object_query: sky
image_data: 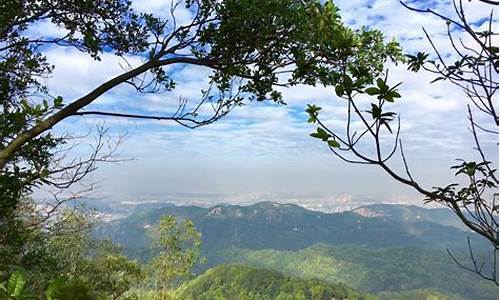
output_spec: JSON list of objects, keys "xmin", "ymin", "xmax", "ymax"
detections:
[{"xmin": 33, "ymin": 0, "xmax": 499, "ymax": 208}]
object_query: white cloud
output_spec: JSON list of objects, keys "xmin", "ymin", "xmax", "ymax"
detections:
[
  {"xmin": 132, "ymin": 0, "xmax": 194, "ymax": 26},
  {"xmin": 44, "ymin": 47, "xmax": 144, "ymax": 100}
]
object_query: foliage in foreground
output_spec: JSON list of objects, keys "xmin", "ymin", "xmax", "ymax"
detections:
[
  {"xmin": 0, "ymin": 206, "xmax": 202, "ymax": 299},
  {"xmin": 173, "ymin": 264, "xmax": 376, "ymax": 300}
]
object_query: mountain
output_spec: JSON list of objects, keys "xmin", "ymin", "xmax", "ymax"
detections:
[
  {"xmin": 94, "ymin": 201, "xmax": 495, "ymax": 299},
  {"xmin": 352, "ymin": 204, "xmax": 465, "ymax": 230},
  {"xmin": 96, "ymin": 201, "xmax": 484, "ymax": 259},
  {"xmin": 171, "ymin": 264, "xmax": 376, "ymax": 300},
  {"xmin": 210, "ymin": 244, "xmax": 496, "ymax": 300}
]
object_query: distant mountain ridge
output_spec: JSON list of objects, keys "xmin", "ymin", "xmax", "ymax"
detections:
[
  {"xmin": 352, "ymin": 203, "xmax": 466, "ymax": 230},
  {"xmin": 95, "ymin": 201, "xmax": 483, "ymax": 259}
]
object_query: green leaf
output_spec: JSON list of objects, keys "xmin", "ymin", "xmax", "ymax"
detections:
[
  {"xmin": 305, "ymin": 104, "xmax": 321, "ymax": 115},
  {"xmin": 7, "ymin": 270, "xmax": 26, "ymax": 297},
  {"xmin": 307, "ymin": 116, "xmax": 317, "ymax": 123},
  {"xmin": 405, "ymin": 54, "xmax": 417, "ymax": 60},
  {"xmin": 380, "ymin": 112, "xmax": 396, "ymax": 117},
  {"xmin": 53, "ymin": 96, "xmax": 63, "ymax": 107},
  {"xmin": 20, "ymin": 99, "xmax": 30, "ymax": 112},
  {"xmin": 406, "ymin": 51, "xmax": 429, "ymax": 72},
  {"xmin": 45, "ymin": 276, "xmax": 67, "ymax": 300},
  {"xmin": 376, "ymin": 78, "xmax": 385, "ymax": 89},
  {"xmin": 310, "ymin": 128, "xmax": 329, "ymax": 141},
  {"xmin": 388, "ymin": 90, "xmax": 401, "ymax": 99},
  {"xmin": 306, "ymin": 104, "xmax": 322, "ymax": 123},
  {"xmin": 327, "ymin": 140, "xmax": 340, "ymax": 148},
  {"xmin": 365, "ymin": 87, "xmax": 380, "ymax": 95},
  {"xmin": 370, "ymin": 103, "xmax": 381, "ymax": 118},
  {"xmin": 429, "ymin": 77, "xmax": 445, "ymax": 84},
  {"xmin": 335, "ymin": 85, "xmax": 344, "ymax": 97},
  {"xmin": 317, "ymin": 128, "xmax": 329, "ymax": 141},
  {"xmin": 383, "ymin": 122, "xmax": 393, "ymax": 133}
]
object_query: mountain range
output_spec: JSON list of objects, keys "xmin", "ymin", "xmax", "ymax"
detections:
[
  {"xmin": 94, "ymin": 201, "xmax": 496, "ymax": 299},
  {"xmin": 96, "ymin": 201, "xmax": 484, "ymax": 255}
]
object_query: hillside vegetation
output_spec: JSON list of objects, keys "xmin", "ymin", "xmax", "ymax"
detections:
[
  {"xmin": 170, "ymin": 265, "xmax": 463, "ymax": 300},
  {"xmin": 211, "ymin": 244, "xmax": 495, "ymax": 300},
  {"xmin": 173, "ymin": 264, "xmax": 377, "ymax": 300}
]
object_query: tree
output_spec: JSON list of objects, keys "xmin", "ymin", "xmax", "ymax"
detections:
[
  {"xmin": 43, "ymin": 211, "xmax": 144, "ymax": 299},
  {"xmin": 306, "ymin": 0, "xmax": 498, "ymax": 284},
  {"xmin": 89, "ymin": 254, "xmax": 143, "ymax": 300},
  {"xmin": 0, "ymin": 198, "xmax": 97, "ymax": 293},
  {"xmin": 44, "ymin": 277, "xmax": 99, "ymax": 300},
  {"xmin": 0, "ymin": 197, "xmax": 143, "ymax": 299},
  {"xmin": 149, "ymin": 216, "xmax": 202, "ymax": 297}
]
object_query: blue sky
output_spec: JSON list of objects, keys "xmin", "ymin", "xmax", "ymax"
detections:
[{"xmin": 32, "ymin": 0, "xmax": 498, "ymax": 208}]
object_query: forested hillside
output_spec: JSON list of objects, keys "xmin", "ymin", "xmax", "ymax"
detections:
[
  {"xmin": 211, "ymin": 245, "xmax": 496, "ymax": 299},
  {"xmin": 164, "ymin": 265, "xmax": 461, "ymax": 300},
  {"xmin": 96, "ymin": 201, "xmax": 485, "ymax": 260},
  {"xmin": 172, "ymin": 265, "xmax": 376, "ymax": 300},
  {"xmin": 95, "ymin": 202, "xmax": 497, "ymax": 299}
]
